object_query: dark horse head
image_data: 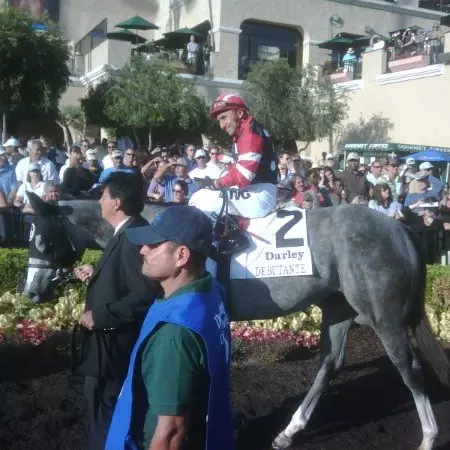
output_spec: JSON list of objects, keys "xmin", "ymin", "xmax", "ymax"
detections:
[{"xmin": 23, "ymin": 192, "xmax": 84, "ymax": 302}]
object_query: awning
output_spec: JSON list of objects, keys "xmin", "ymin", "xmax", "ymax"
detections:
[{"xmin": 342, "ymin": 142, "xmax": 450, "ymax": 154}]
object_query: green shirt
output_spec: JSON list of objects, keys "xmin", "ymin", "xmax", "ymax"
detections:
[{"xmin": 132, "ymin": 274, "xmax": 212, "ymax": 449}]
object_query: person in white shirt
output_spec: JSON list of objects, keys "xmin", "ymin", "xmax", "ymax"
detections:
[
  {"xmin": 14, "ymin": 163, "xmax": 45, "ymax": 213},
  {"xmin": 205, "ymin": 147, "xmax": 225, "ymax": 179},
  {"xmin": 102, "ymin": 141, "xmax": 117, "ymax": 169},
  {"xmin": 188, "ymin": 149, "xmax": 209, "ymax": 179},
  {"xmin": 366, "ymin": 159, "xmax": 383, "ymax": 186},
  {"xmin": 15, "ymin": 140, "xmax": 58, "ymax": 184}
]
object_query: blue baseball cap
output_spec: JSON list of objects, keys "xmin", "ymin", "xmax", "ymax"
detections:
[{"xmin": 127, "ymin": 206, "xmax": 213, "ymax": 255}]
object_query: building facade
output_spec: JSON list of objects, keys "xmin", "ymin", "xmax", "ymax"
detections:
[{"xmin": 5, "ymin": 0, "xmax": 448, "ymax": 155}]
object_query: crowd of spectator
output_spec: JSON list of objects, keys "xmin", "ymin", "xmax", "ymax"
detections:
[
  {"xmin": 1, "ymin": 135, "xmax": 449, "ymax": 262},
  {"xmin": 388, "ymin": 24, "xmax": 443, "ymax": 64},
  {"xmin": 278, "ymin": 151, "xmax": 450, "ymax": 263},
  {"xmin": 0, "ymin": 136, "xmax": 235, "ymax": 242}
]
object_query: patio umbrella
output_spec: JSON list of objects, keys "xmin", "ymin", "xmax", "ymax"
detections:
[
  {"xmin": 318, "ymin": 36, "xmax": 354, "ymax": 50},
  {"xmin": 106, "ymin": 29, "xmax": 147, "ymax": 45},
  {"xmin": 400, "ymin": 149, "xmax": 450, "ymax": 162},
  {"xmin": 401, "ymin": 149, "xmax": 450, "ymax": 183},
  {"xmin": 115, "ymin": 15, "xmax": 159, "ymax": 31},
  {"xmin": 164, "ymin": 27, "xmax": 204, "ymax": 39}
]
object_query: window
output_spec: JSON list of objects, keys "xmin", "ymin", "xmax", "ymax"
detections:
[
  {"xmin": 74, "ymin": 19, "xmax": 108, "ymax": 56},
  {"xmin": 238, "ymin": 21, "xmax": 302, "ymax": 80}
]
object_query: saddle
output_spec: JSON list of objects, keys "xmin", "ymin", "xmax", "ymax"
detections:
[
  {"xmin": 210, "ymin": 189, "xmax": 250, "ymax": 290},
  {"xmin": 213, "ymin": 189, "xmax": 250, "ymax": 257}
]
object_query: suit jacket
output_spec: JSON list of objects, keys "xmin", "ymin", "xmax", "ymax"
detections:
[{"xmin": 75, "ymin": 215, "xmax": 160, "ymax": 379}]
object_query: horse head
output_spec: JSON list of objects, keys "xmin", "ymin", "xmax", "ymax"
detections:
[{"xmin": 23, "ymin": 192, "xmax": 84, "ymax": 302}]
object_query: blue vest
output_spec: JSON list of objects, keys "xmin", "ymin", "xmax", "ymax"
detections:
[{"xmin": 106, "ymin": 278, "xmax": 234, "ymax": 450}]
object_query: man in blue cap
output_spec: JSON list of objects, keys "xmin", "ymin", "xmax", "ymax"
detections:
[{"xmin": 106, "ymin": 206, "xmax": 234, "ymax": 450}]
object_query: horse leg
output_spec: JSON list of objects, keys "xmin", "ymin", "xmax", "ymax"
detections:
[
  {"xmin": 272, "ymin": 295, "xmax": 355, "ymax": 449},
  {"xmin": 373, "ymin": 325, "xmax": 438, "ymax": 450}
]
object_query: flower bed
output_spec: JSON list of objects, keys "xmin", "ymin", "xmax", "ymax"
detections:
[{"xmin": 0, "ymin": 249, "xmax": 449, "ymax": 348}]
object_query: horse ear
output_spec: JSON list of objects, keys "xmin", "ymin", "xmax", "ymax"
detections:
[{"xmin": 27, "ymin": 191, "xmax": 59, "ymax": 216}]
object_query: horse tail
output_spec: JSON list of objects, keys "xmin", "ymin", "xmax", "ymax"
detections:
[{"xmin": 406, "ymin": 225, "xmax": 450, "ymax": 388}]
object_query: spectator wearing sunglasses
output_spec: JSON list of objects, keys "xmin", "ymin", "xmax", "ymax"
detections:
[
  {"xmin": 205, "ymin": 147, "xmax": 225, "ymax": 179},
  {"xmin": 123, "ymin": 148, "xmax": 140, "ymax": 174},
  {"xmin": 171, "ymin": 180, "xmax": 189, "ymax": 204},
  {"xmin": 102, "ymin": 141, "xmax": 117, "ymax": 169},
  {"xmin": 366, "ymin": 159, "xmax": 383, "ymax": 186},
  {"xmin": 188, "ymin": 149, "xmax": 209, "ymax": 179},
  {"xmin": 99, "ymin": 150, "xmax": 135, "ymax": 184},
  {"xmin": 379, "ymin": 157, "xmax": 401, "ymax": 200}
]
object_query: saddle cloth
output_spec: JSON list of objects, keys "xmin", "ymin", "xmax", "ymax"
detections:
[{"xmin": 207, "ymin": 207, "xmax": 313, "ymax": 279}]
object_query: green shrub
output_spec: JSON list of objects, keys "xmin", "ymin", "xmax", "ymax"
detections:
[{"xmin": 0, "ymin": 248, "xmax": 103, "ymax": 294}]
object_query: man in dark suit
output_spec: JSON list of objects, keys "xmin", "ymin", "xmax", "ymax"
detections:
[{"xmin": 73, "ymin": 172, "xmax": 160, "ymax": 450}]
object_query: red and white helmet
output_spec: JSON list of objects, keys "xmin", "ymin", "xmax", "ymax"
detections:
[{"xmin": 209, "ymin": 93, "xmax": 249, "ymax": 118}]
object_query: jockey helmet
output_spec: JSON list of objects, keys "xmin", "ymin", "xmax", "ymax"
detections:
[{"xmin": 209, "ymin": 93, "xmax": 249, "ymax": 118}]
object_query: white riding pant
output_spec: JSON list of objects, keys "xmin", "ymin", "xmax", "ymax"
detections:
[{"xmin": 189, "ymin": 183, "xmax": 276, "ymax": 219}]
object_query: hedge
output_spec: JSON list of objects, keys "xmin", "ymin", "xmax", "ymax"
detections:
[
  {"xmin": 0, "ymin": 249, "xmax": 449, "ymax": 343},
  {"xmin": 0, "ymin": 248, "xmax": 103, "ymax": 293}
]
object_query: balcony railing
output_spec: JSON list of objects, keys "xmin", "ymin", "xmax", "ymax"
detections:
[
  {"xmin": 386, "ymin": 35, "xmax": 444, "ymax": 73},
  {"xmin": 323, "ymin": 59, "xmax": 362, "ymax": 84},
  {"xmin": 388, "ymin": 36, "xmax": 444, "ymax": 65}
]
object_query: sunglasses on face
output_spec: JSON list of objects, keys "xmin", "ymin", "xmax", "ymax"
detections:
[{"xmin": 196, "ymin": 156, "xmax": 206, "ymax": 159}]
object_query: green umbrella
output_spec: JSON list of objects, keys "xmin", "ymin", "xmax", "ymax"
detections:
[
  {"xmin": 107, "ymin": 29, "xmax": 147, "ymax": 45},
  {"xmin": 115, "ymin": 15, "xmax": 159, "ymax": 31},
  {"xmin": 318, "ymin": 36, "xmax": 355, "ymax": 50},
  {"xmin": 164, "ymin": 27, "xmax": 204, "ymax": 39}
]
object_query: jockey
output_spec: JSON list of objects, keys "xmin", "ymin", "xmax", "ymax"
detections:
[{"xmin": 189, "ymin": 93, "xmax": 278, "ymax": 253}]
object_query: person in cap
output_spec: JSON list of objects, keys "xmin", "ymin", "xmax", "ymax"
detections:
[
  {"xmin": 106, "ymin": 206, "xmax": 233, "ymax": 450},
  {"xmin": 404, "ymin": 171, "xmax": 433, "ymax": 212},
  {"xmin": 189, "ymin": 93, "xmax": 278, "ymax": 253},
  {"xmin": 151, "ymin": 157, "xmax": 195, "ymax": 203},
  {"xmin": 342, "ymin": 47, "xmax": 357, "ymax": 71},
  {"xmin": 339, "ymin": 152, "xmax": 371, "ymax": 202},
  {"xmin": 418, "ymin": 161, "xmax": 443, "ymax": 198},
  {"xmin": 188, "ymin": 149, "xmax": 209, "ymax": 179},
  {"xmin": 14, "ymin": 162, "xmax": 44, "ymax": 213},
  {"xmin": 98, "ymin": 150, "xmax": 135, "ymax": 184},
  {"xmin": 85, "ymin": 149, "xmax": 103, "ymax": 183},
  {"xmin": 324, "ymin": 153, "xmax": 335, "ymax": 169},
  {"xmin": 3, "ymin": 137, "xmax": 24, "ymax": 168},
  {"xmin": 73, "ymin": 172, "xmax": 160, "ymax": 449}
]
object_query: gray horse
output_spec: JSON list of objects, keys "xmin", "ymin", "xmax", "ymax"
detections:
[{"xmin": 24, "ymin": 194, "xmax": 450, "ymax": 449}]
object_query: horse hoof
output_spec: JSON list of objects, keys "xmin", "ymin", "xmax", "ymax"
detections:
[{"xmin": 272, "ymin": 432, "xmax": 293, "ymax": 449}]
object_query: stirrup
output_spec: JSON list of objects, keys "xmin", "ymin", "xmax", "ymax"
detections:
[{"xmin": 218, "ymin": 233, "xmax": 249, "ymax": 256}]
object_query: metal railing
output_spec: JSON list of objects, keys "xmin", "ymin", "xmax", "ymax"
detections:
[{"xmin": 387, "ymin": 35, "xmax": 445, "ymax": 65}]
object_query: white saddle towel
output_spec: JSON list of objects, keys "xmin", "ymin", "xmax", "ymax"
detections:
[
  {"xmin": 206, "ymin": 207, "xmax": 313, "ymax": 279},
  {"xmin": 189, "ymin": 183, "xmax": 277, "ymax": 219}
]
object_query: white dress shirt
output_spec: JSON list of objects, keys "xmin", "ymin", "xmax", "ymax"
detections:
[
  {"xmin": 15, "ymin": 157, "xmax": 59, "ymax": 184},
  {"xmin": 114, "ymin": 217, "xmax": 130, "ymax": 236}
]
